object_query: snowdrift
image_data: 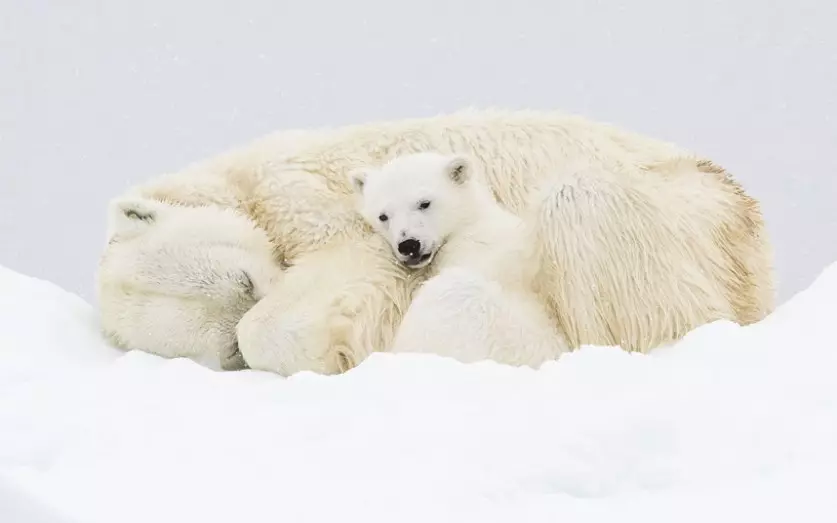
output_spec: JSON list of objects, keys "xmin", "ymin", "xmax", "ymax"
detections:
[{"xmin": 1, "ymin": 262, "xmax": 836, "ymax": 523}]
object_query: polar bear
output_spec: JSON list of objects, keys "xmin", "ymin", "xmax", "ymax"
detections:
[
  {"xmin": 349, "ymin": 152, "xmax": 569, "ymax": 367},
  {"xmin": 97, "ymin": 109, "xmax": 776, "ymax": 376}
]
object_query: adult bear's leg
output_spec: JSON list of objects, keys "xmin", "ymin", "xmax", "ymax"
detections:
[
  {"xmin": 236, "ymin": 236, "xmax": 416, "ymax": 376},
  {"xmin": 531, "ymin": 159, "xmax": 753, "ymax": 353}
]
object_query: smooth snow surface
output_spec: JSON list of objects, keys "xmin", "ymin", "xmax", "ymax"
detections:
[{"xmin": 1, "ymin": 262, "xmax": 836, "ymax": 523}]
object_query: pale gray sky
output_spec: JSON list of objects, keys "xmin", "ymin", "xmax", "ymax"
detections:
[{"xmin": 1, "ymin": 1, "xmax": 835, "ymax": 305}]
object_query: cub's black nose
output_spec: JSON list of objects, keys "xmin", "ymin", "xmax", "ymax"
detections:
[{"xmin": 397, "ymin": 238, "xmax": 421, "ymax": 257}]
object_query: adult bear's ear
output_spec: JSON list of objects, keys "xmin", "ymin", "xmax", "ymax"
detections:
[
  {"xmin": 347, "ymin": 168, "xmax": 369, "ymax": 195},
  {"xmin": 106, "ymin": 196, "xmax": 166, "ymax": 241},
  {"xmin": 445, "ymin": 155, "xmax": 470, "ymax": 185}
]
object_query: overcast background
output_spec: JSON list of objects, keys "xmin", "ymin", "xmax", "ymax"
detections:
[{"xmin": 1, "ymin": 1, "xmax": 835, "ymax": 305}]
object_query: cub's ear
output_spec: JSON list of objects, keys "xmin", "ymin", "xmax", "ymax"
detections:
[
  {"xmin": 106, "ymin": 196, "xmax": 167, "ymax": 241},
  {"xmin": 445, "ymin": 155, "xmax": 470, "ymax": 185},
  {"xmin": 347, "ymin": 168, "xmax": 369, "ymax": 195}
]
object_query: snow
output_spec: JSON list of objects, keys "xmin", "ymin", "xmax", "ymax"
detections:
[{"xmin": 1, "ymin": 261, "xmax": 837, "ymax": 523}]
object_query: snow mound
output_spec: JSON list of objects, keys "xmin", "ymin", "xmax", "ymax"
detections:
[{"xmin": 1, "ymin": 262, "xmax": 836, "ymax": 523}]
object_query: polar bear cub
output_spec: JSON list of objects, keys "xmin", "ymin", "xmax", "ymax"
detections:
[{"xmin": 349, "ymin": 152, "xmax": 569, "ymax": 368}]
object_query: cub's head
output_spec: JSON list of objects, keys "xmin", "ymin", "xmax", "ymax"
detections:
[
  {"xmin": 348, "ymin": 152, "xmax": 474, "ymax": 270},
  {"xmin": 97, "ymin": 196, "xmax": 282, "ymax": 370}
]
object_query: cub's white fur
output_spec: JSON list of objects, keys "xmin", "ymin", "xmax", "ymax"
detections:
[{"xmin": 351, "ymin": 152, "xmax": 568, "ymax": 367}]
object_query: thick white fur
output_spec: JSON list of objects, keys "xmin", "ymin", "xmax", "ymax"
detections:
[
  {"xmin": 98, "ymin": 108, "xmax": 775, "ymax": 375},
  {"xmin": 351, "ymin": 152, "xmax": 569, "ymax": 367},
  {"xmin": 98, "ymin": 196, "xmax": 282, "ymax": 370}
]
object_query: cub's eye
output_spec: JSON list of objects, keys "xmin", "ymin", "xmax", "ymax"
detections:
[
  {"xmin": 418, "ymin": 200, "xmax": 431, "ymax": 210},
  {"xmin": 378, "ymin": 213, "xmax": 389, "ymax": 222}
]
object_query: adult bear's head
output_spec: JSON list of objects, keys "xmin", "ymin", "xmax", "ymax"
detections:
[{"xmin": 97, "ymin": 196, "xmax": 283, "ymax": 370}]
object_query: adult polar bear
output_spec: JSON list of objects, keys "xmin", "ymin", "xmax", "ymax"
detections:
[{"xmin": 98, "ymin": 109, "xmax": 775, "ymax": 375}]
